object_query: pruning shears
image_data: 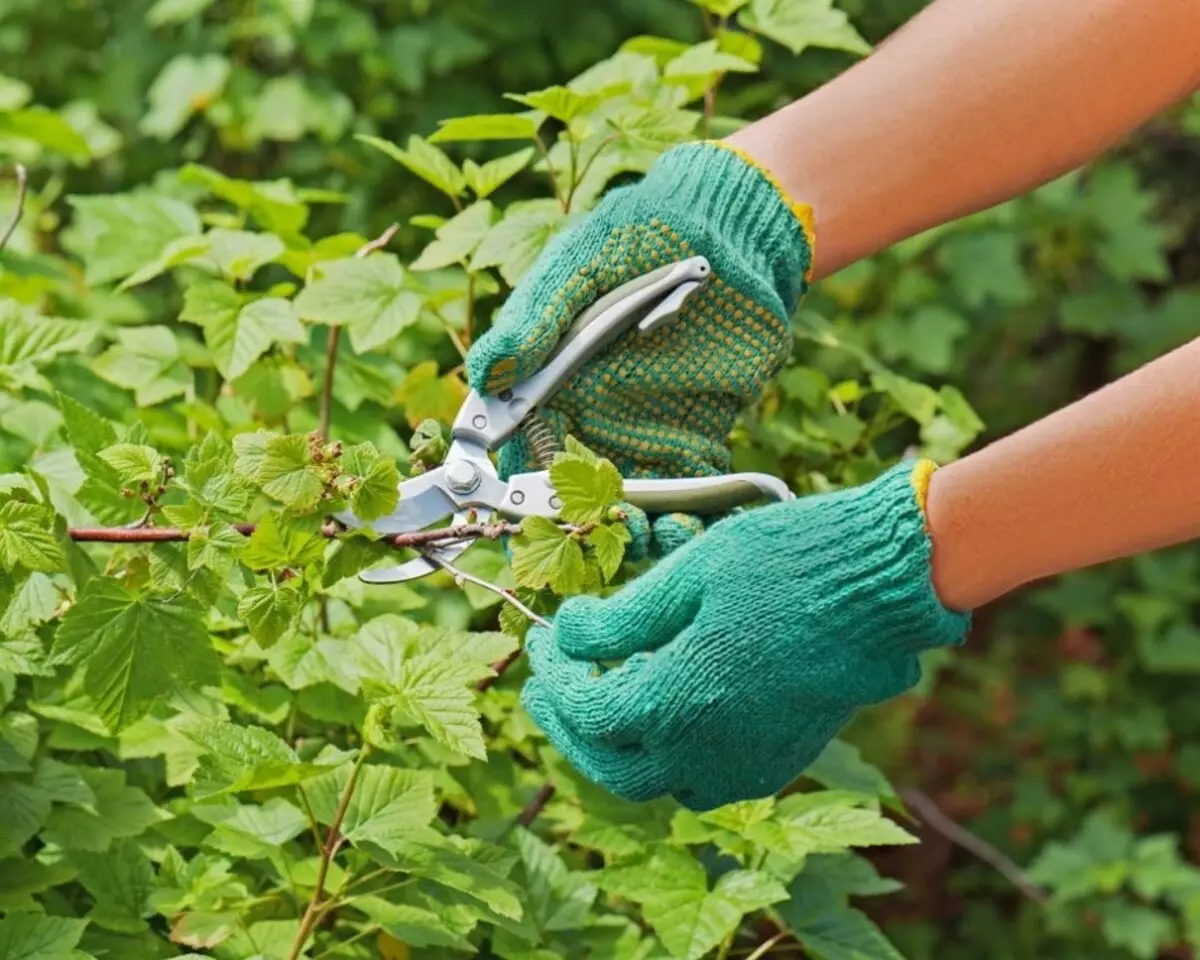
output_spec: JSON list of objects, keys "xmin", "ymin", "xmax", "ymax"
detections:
[{"xmin": 336, "ymin": 256, "xmax": 794, "ymax": 584}]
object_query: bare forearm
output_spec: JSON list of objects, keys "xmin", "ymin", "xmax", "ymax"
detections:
[
  {"xmin": 728, "ymin": 0, "xmax": 1200, "ymax": 280},
  {"xmin": 926, "ymin": 337, "xmax": 1200, "ymax": 611}
]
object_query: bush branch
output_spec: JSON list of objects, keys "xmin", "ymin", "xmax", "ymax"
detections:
[
  {"xmin": 427, "ymin": 552, "xmax": 550, "ymax": 629},
  {"xmin": 0, "ymin": 164, "xmax": 28, "ymax": 254},
  {"xmin": 318, "ymin": 223, "xmax": 400, "ymax": 441},
  {"xmin": 288, "ymin": 747, "xmax": 371, "ymax": 960},
  {"xmin": 68, "ymin": 519, "xmax": 524, "ymax": 547},
  {"xmin": 899, "ymin": 787, "xmax": 1048, "ymax": 905}
]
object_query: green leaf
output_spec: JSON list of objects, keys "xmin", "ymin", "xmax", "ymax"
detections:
[
  {"xmin": 91, "ymin": 326, "xmax": 192, "ymax": 406},
  {"xmin": 1098, "ymin": 901, "xmax": 1174, "ymax": 960},
  {"xmin": 186, "ymin": 720, "xmax": 344, "ymax": 797},
  {"xmin": 804, "ymin": 739, "xmax": 896, "ymax": 799},
  {"xmin": 293, "ymin": 254, "xmax": 422, "ymax": 354},
  {"xmin": 0, "ymin": 779, "xmax": 50, "ymax": 857},
  {"xmin": 0, "ymin": 107, "xmax": 90, "ymax": 160},
  {"xmin": 306, "ymin": 764, "xmax": 437, "ymax": 850},
  {"xmin": 599, "ymin": 846, "xmax": 787, "ymax": 960},
  {"xmin": 72, "ymin": 840, "xmax": 154, "ymax": 933},
  {"xmin": 98, "ymin": 444, "xmax": 165, "ymax": 486},
  {"xmin": 49, "ymin": 578, "xmax": 218, "ymax": 732},
  {"xmin": 587, "ymin": 523, "xmax": 631, "ymax": 582},
  {"xmin": 471, "ymin": 202, "xmax": 568, "ymax": 286},
  {"xmin": 0, "ymin": 500, "xmax": 65, "ymax": 574},
  {"xmin": 410, "ymin": 200, "xmax": 496, "ymax": 271},
  {"xmin": 379, "ymin": 653, "xmax": 489, "ymax": 759},
  {"xmin": 140, "ymin": 53, "xmax": 230, "ymax": 139},
  {"xmin": 664, "ymin": 40, "xmax": 758, "ymax": 78},
  {"xmin": 739, "ymin": 0, "xmax": 870, "ymax": 56},
  {"xmin": 181, "ymin": 281, "xmax": 306, "ymax": 381},
  {"xmin": 428, "ymin": 114, "xmax": 541, "ymax": 143},
  {"xmin": 463, "ymin": 148, "xmax": 534, "ymax": 198},
  {"xmin": 190, "ymin": 797, "xmax": 308, "ymax": 858},
  {"xmin": 238, "ymin": 581, "xmax": 304, "ymax": 646},
  {"xmin": 0, "ymin": 712, "xmax": 38, "ymax": 772},
  {"xmin": 785, "ymin": 905, "xmax": 905, "ymax": 960},
  {"xmin": 356, "ymin": 134, "xmax": 466, "ymax": 198},
  {"xmin": 549, "ymin": 452, "xmax": 623, "ymax": 523},
  {"xmin": 0, "ymin": 303, "xmax": 97, "ymax": 392},
  {"xmin": 0, "ymin": 913, "xmax": 87, "ymax": 960},
  {"xmin": 339, "ymin": 442, "xmax": 400, "ymax": 522},
  {"xmin": 687, "ymin": 0, "xmax": 750, "ymax": 14},
  {"xmin": 64, "ymin": 191, "xmax": 202, "ymax": 286},
  {"xmin": 41, "ymin": 767, "xmax": 168, "ymax": 852},
  {"xmin": 147, "ymin": 0, "xmax": 216, "ymax": 26},
  {"xmin": 203, "ymin": 228, "xmax": 287, "ymax": 280},
  {"xmin": 506, "ymin": 86, "xmax": 601, "ymax": 122},
  {"xmin": 239, "ymin": 513, "xmax": 325, "ymax": 572},
  {"xmin": 396, "ymin": 360, "xmax": 467, "ymax": 428},
  {"xmin": 747, "ymin": 793, "xmax": 916, "ymax": 861},
  {"xmin": 871, "ymin": 371, "xmax": 939, "ymax": 425},
  {"xmin": 512, "ymin": 827, "xmax": 598, "ymax": 934},
  {"xmin": 233, "ymin": 432, "xmax": 326, "ymax": 512},
  {"xmin": 511, "ymin": 516, "xmax": 585, "ymax": 594},
  {"xmin": 936, "ymin": 231, "xmax": 1034, "ymax": 308}
]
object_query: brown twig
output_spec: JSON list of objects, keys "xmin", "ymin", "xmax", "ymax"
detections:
[
  {"xmin": 899, "ymin": 787, "xmax": 1048, "ymax": 905},
  {"xmin": 288, "ymin": 747, "xmax": 371, "ymax": 960},
  {"xmin": 68, "ymin": 519, "xmax": 523, "ymax": 547},
  {"xmin": 517, "ymin": 782, "xmax": 556, "ymax": 827},
  {"xmin": 318, "ymin": 223, "xmax": 400, "ymax": 441},
  {"xmin": 0, "ymin": 164, "xmax": 28, "ymax": 254}
]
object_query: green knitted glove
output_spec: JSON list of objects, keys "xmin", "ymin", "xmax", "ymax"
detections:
[
  {"xmin": 465, "ymin": 140, "xmax": 814, "ymax": 554},
  {"xmin": 520, "ymin": 459, "xmax": 971, "ymax": 811}
]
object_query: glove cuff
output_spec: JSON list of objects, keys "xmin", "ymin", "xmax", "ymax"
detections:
[
  {"xmin": 639, "ymin": 140, "xmax": 815, "ymax": 312},
  {"xmin": 819, "ymin": 458, "xmax": 970, "ymax": 660}
]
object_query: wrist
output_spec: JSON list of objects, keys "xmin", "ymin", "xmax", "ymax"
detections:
[{"xmin": 924, "ymin": 458, "xmax": 1018, "ymax": 611}]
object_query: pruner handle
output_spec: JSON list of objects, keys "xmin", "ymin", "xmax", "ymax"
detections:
[{"xmin": 452, "ymin": 257, "xmax": 712, "ymax": 451}]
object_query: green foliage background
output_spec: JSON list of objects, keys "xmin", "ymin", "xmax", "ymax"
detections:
[{"xmin": 1, "ymin": 0, "xmax": 1199, "ymax": 958}]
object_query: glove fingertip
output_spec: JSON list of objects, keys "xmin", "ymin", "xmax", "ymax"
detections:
[
  {"xmin": 616, "ymin": 502, "xmax": 651, "ymax": 561},
  {"xmin": 652, "ymin": 513, "xmax": 705, "ymax": 557}
]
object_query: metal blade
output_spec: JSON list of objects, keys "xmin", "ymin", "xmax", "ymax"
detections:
[
  {"xmin": 358, "ymin": 507, "xmax": 493, "ymax": 584},
  {"xmin": 334, "ymin": 468, "xmax": 456, "ymax": 536}
]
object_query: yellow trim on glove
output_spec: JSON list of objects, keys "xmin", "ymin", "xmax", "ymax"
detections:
[
  {"xmin": 910, "ymin": 458, "xmax": 937, "ymax": 517},
  {"xmin": 706, "ymin": 140, "xmax": 817, "ymax": 282}
]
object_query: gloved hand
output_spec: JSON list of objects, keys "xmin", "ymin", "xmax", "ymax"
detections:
[
  {"xmin": 520, "ymin": 459, "xmax": 971, "ymax": 811},
  {"xmin": 465, "ymin": 140, "xmax": 815, "ymax": 555}
]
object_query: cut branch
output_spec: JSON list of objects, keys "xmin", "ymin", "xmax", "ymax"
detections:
[
  {"xmin": 0, "ymin": 164, "xmax": 28, "ymax": 254},
  {"xmin": 68, "ymin": 519, "xmax": 523, "ymax": 547},
  {"xmin": 899, "ymin": 787, "xmax": 1048, "ymax": 905},
  {"xmin": 427, "ymin": 553, "xmax": 550, "ymax": 629},
  {"xmin": 318, "ymin": 223, "xmax": 400, "ymax": 441}
]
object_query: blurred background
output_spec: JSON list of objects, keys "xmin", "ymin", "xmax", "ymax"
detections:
[{"xmin": 3, "ymin": 0, "xmax": 1200, "ymax": 957}]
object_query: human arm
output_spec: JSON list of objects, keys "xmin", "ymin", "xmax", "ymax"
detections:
[
  {"xmin": 728, "ymin": 0, "xmax": 1200, "ymax": 280},
  {"xmin": 928, "ymin": 336, "xmax": 1200, "ymax": 611}
]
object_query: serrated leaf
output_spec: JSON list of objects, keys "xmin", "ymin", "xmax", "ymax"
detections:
[
  {"xmin": 739, "ymin": 0, "xmax": 870, "ymax": 56},
  {"xmin": 512, "ymin": 827, "xmax": 598, "ymax": 935},
  {"xmin": 395, "ymin": 360, "xmax": 467, "ymax": 428},
  {"xmin": 357, "ymin": 134, "xmax": 466, "ymax": 198},
  {"xmin": 599, "ymin": 846, "xmax": 787, "ymax": 960},
  {"xmin": 233, "ymin": 433, "xmax": 325, "ymax": 512},
  {"xmin": 64, "ymin": 191, "xmax": 202, "ymax": 286},
  {"xmin": 0, "ymin": 713, "xmax": 38, "ymax": 773},
  {"xmin": 0, "ymin": 303, "xmax": 97, "ymax": 391},
  {"xmin": 339, "ymin": 442, "xmax": 400, "ymax": 522},
  {"xmin": 784, "ymin": 905, "xmax": 905, "ymax": 960},
  {"xmin": 237, "ymin": 581, "xmax": 303, "ymax": 646},
  {"xmin": 239, "ymin": 512, "xmax": 325, "ymax": 570},
  {"xmin": 181, "ymin": 281, "xmax": 306, "ymax": 380},
  {"xmin": 49, "ymin": 578, "xmax": 218, "ymax": 732},
  {"xmin": 428, "ymin": 114, "xmax": 541, "ymax": 143},
  {"xmin": 664, "ymin": 40, "xmax": 757, "ymax": 78},
  {"xmin": 410, "ymin": 200, "xmax": 495, "ymax": 272},
  {"xmin": 203, "ymin": 228, "xmax": 286, "ymax": 280},
  {"xmin": 98, "ymin": 444, "xmax": 164, "ymax": 486},
  {"xmin": 804, "ymin": 739, "xmax": 896, "ymax": 799},
  {"xmin": 186, "ymin": 720, "xmax": 345, "ymax": 797},
  {"xmin": 306, "ymin": 764, "xmax": 437, "ymax": 850},
  {"xmin": 72, "ymin": 839, "xmax": 155, "ymax": 933},
  {"xmin": 0, "ymin": 913, "xmax": 88, "ymax": 960},
  {"xmin": 471, "ymin": 201, "xmax": 567, "ymax": 285},
  {"xmin": 549, "ymin": 453, "xmax": 622, "ymax": 523},
  {"xmin": 293, "ymin": 254, "xmax": 422, "ymax": 354},
  {"xmin": 506, "ymin": 86, "xmax": 601, "ymax": 122},
  {"xmin": 190, "ymin": 798, "xmax": 308, "ymax": 858},
  {"xmin": 747, "ymin": 793, "xmax": 916, "ymax": 860},
  {"xmin": 463, "ymin": 148, "xmax": 534, "ymax": 198},
  {"xmin": 511, "ymin": 516, "xmax": 584, "ymax": 594},
  {"xmin": 586, "ymin": 523, "xmax": 630, "ymax": 582},
  {"xmin": 91, "ymin": 325, "xmax": 191, "ymax": 407},
  {"xmin": 41, "ymin": 767, "xmax": 168, "ymax": 852},
  {"xmin": 0, "ymin": 501, "xmax": 65, "ymax": 574},
  {"xmin": 380, "ymin": 653, "xmax": 488, "ymax": 759}
]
